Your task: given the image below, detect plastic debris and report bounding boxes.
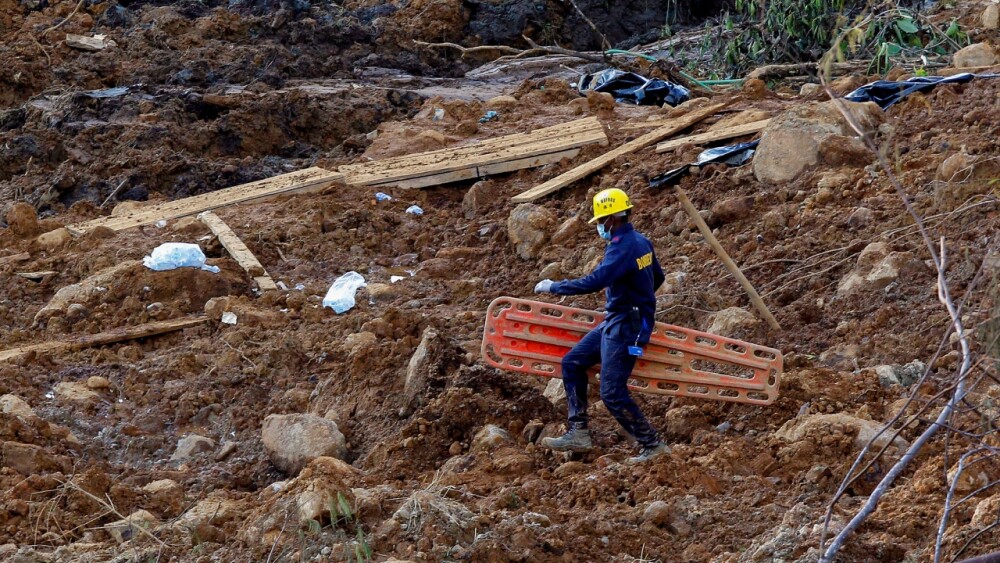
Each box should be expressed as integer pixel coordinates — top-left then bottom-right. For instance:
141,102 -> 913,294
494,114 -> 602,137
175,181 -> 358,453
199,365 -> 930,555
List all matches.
577,69 -> 690,107
390,275 -> 406,283
294,283 -> 305,291
406,205 -> 424,215
82,86 -> 129,99
433,108 -> 445,121
649,140 -> 759,189
276,281 -> 289,291
221,312 -> 238,325
142,243 -> 220,273
844,72 -> 998,109
375,192 -> 393,202
154,220 -> 167,228
479,110 -> 499,123
322,271 -> 367,314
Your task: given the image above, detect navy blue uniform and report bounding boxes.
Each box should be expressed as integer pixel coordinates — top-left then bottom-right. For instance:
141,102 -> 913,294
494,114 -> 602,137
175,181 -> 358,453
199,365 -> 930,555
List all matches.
551,223 -> 665,447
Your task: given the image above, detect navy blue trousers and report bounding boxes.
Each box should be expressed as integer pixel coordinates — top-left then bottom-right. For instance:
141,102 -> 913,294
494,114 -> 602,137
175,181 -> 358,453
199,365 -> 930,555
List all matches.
561,324 -> 660,448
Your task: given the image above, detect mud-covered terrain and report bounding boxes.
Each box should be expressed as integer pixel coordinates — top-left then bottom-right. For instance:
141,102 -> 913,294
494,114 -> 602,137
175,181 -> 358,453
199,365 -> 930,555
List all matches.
3,0 -> 1000,561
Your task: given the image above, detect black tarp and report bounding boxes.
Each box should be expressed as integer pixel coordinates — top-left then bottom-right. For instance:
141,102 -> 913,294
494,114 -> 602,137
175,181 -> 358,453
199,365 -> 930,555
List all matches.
577,69 -> 691,107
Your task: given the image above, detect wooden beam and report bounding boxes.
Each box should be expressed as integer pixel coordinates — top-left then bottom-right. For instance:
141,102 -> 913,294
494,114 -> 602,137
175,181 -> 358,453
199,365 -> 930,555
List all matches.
511,102 -> 729,203
0,253 -> 30,267
66,167 -> 344,235
674,187 -> 781,331
340,117 -> 607,188
366,148 -> 583,189
655,119 -> 770,153
199,212 -> 278,292
0,317 -> 208,364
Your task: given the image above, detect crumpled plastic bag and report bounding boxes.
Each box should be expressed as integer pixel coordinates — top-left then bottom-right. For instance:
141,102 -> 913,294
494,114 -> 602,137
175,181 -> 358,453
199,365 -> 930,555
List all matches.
844,72 -> 998,109
322,271 -> 367,314
577,69 -> 690,107
142,243 -> 220,273
649,140 -> 760,189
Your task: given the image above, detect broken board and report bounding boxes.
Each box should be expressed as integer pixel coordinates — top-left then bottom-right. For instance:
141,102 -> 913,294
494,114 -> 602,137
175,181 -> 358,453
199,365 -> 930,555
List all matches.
199,212 -> 278,292
66,167 -> 344,235
482,297 -> 782,405
655,119 -> 770,153
0,317 -> 208,364
510,102 -> 728,203
339,117 -> 607,188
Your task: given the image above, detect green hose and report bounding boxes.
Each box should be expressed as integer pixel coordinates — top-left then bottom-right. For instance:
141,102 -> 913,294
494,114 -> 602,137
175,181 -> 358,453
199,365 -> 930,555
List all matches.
603,49 -> 744,91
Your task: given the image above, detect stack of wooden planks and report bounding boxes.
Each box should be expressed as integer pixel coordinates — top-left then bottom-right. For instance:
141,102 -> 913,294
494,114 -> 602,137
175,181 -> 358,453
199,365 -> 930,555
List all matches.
66,167 -> 344,235
339,117 -> 608,189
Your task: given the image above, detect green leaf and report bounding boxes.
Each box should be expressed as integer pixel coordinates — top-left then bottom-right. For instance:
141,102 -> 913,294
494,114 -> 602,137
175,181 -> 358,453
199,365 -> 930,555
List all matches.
895,18 -> 919,34
946,20 -> 961,38
884,42 -> 903,56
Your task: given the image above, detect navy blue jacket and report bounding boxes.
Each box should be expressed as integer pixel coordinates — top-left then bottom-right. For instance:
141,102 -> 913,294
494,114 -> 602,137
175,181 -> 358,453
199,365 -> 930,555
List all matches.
551,223 -> 664,342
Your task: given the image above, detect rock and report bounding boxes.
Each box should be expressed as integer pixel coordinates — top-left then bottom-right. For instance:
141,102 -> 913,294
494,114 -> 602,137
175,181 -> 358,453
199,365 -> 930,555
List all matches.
0,395 -> 36,419
551,216 -> 584,245
65,303 -> 90,323
643,500 -> 671,527
776,412 -> 908,451
106,510 -> 158,543
837,243 -> 921,295
415,129 -> 447,148
553,461 -> 588,478
485,95 -> 518,109
657,272 -> 687,296
401,327 -> 444,416
174,495 -> 243,531
948,463 -> 989,494
542,378 -> 566,408
741,78 -> 770,100
262,414 -> 347,475
567,97 -> 588,115
818,343 -> 858,371
462,181 -> 490,219
297,480 -> 355,524
814,187 -> 834,205
952,42 -> 998,69
2,441 -> 67,474
472,424 -> 511,451
539,262 -> 561,279
366,283 -> 403,302
6,202 -> 40,238
972,494 -> 1000,527
705,307 -> 760,337
32,261 -> 135,327
875,360 -> 925,388
938,152 -> 971,181
86,376 -> 111,390
203,296 -> 232,320
817,172 -> 850,191
662,405 -> 710,442
521,420 -> 544,443
171,434 -> 216,460
142,479 -> 184,517
799,83 -> 821,96
874,365 -> 900,387
343,331 -> 377,356
984,4 -> 1000,30
507,204 -> 555,259
55,382 -> 101,404
143,479 -> 181,495
586,91 -> 615,114
710,196 -> 754,224
111,200 -> 144,217
805,465 -> 832,484
754,100 -> 883,184
846,207 -> 873,229
36,228 -> 72,251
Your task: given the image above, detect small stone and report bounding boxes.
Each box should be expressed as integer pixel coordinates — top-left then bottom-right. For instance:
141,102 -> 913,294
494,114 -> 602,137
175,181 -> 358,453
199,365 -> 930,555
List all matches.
551,216 -> 584,245
472,424 -> 511,451
710,196 -> 754,224
815,187 -> 834,205
952,42 -> 998,69
215,441 -> 238,461
105,510 -> 158,543
171,434 -> 216,460
542,378 -> 566,408
55,382 -> 101,404
86,376 -> 110,390
705,307 -> 760,337
805,465 -> 831,484
507,204 -> 555,260
462,181 -> 490,219
553,461 -> 588,478
262,414 -> 347,475
65,303 -> 89,323
643,500 -> 671,527
586,91 -> 615,114
36,228 -> 72,250
485,95 -> 518,109
143,479 -> 180,494
0,395 -> 36,419
846,207 -> 873,228
799,83 -> 821,96
449,442 -> 462,456
984,4 -> 1000,30
204,296 -> 232,320
938,152 -> 971,181
6,202 -> 40,238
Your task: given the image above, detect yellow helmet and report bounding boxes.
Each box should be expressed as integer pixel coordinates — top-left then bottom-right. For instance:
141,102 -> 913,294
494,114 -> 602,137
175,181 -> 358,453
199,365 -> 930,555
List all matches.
589,188 -> 633,223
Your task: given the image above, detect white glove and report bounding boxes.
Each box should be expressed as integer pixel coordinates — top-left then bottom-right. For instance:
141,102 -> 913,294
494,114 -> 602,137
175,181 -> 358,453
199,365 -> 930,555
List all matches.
534,279 -> 554,293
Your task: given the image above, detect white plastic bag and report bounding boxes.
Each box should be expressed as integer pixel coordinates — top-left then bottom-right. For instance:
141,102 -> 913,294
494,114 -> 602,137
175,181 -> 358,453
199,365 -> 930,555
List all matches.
322,271 -> 367,314
142,243 -> 220,273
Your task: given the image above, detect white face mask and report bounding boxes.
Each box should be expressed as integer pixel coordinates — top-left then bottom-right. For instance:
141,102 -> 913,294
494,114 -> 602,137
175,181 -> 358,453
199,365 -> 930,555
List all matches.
597,222 -> 612,240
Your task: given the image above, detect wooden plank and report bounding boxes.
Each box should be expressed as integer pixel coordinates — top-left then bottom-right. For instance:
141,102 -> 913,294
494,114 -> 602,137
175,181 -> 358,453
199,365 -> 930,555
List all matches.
367,148 -> 582,189
0,253 -> 30,267
655,119 -> 770,153
0,317 -> 207,363
66,167 -> 344,235
199,212 -> 278,292
341,123 -> 606,186
511,102 -> 729,203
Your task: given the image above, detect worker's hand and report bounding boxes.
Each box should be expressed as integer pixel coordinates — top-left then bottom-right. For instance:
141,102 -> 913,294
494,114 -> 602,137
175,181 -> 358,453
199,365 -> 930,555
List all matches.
534,279 -> 554,294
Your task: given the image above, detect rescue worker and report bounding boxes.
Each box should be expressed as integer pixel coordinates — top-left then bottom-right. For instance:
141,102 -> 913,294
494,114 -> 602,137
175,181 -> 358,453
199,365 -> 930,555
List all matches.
533,188 -> 669,464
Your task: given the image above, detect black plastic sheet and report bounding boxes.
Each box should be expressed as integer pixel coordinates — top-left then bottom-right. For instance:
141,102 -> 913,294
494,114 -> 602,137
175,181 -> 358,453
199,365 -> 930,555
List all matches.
844,73 -> 998,109
577,69 -> 690,107
649,141 -> 759,189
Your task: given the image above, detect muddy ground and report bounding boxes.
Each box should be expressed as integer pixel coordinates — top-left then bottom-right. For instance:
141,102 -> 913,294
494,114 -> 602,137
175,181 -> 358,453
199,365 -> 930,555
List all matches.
3,0 -> 1000,561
